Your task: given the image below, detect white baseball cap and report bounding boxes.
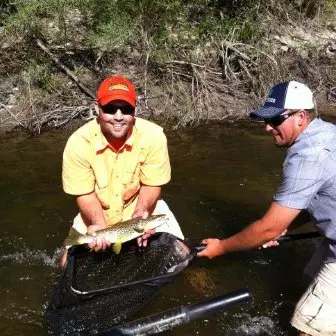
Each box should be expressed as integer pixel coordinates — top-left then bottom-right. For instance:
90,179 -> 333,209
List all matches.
250,81 -> 314,118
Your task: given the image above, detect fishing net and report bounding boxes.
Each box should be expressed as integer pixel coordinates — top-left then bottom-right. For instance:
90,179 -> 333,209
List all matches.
45,233 -> 195,336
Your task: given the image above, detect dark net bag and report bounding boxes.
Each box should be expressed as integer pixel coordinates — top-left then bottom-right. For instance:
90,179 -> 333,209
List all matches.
45,233 -> 195,336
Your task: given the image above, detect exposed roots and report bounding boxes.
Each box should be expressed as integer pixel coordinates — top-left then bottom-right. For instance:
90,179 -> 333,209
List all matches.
1,102 -> 94,134
1,23 -> 335,133
142,37 -> 335,127
137,40 -> 283,127
20,105 -> 94,134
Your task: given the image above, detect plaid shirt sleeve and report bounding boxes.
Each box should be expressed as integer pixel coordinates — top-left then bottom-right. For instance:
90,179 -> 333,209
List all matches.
274,153 -> 325,209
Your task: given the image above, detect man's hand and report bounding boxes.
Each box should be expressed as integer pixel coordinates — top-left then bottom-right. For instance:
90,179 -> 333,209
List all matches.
132,208 -> 149,220
133,209 -> 156,247
87,224 -> 112,252
59,248 -> 68,268
197,238 -> 225,259
259,229 -> 287,249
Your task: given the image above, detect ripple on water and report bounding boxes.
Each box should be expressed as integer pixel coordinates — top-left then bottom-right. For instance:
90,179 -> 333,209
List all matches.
0,237 -> 62,268
250,256 -> 272,265
219,312 -> 285,336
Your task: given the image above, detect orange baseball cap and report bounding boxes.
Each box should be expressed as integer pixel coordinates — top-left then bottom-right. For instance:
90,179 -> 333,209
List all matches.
96,76 -> 136,107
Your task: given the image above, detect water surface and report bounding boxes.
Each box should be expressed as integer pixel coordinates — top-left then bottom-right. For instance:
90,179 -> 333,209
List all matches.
0,121 -> 319,335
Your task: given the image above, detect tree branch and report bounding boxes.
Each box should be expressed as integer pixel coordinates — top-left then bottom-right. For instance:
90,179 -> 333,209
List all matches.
36,39 -> 95,99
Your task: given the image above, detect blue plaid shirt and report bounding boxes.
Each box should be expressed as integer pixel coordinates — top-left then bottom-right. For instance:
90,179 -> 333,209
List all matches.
274,118 -> 336,262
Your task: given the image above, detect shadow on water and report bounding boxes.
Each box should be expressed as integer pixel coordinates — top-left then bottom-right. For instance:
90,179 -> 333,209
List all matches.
0,121 -> 320,335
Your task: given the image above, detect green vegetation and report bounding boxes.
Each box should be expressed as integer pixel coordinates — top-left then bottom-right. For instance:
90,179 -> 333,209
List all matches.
0,0 -> 335,131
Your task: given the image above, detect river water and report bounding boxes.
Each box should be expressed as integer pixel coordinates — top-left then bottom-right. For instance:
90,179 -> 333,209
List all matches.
0,121 -> 320,335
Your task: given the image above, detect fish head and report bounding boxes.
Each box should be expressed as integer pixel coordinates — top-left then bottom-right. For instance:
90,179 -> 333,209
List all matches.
133,222 -> 146,233
136,214 -> 168,232
132,214 -> 168,233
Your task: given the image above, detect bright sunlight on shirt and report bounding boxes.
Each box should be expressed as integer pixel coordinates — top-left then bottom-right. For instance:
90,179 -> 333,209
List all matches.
62,117 -> 171,225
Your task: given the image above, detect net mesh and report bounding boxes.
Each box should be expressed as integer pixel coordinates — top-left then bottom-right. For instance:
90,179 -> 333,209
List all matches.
45,233 -> 192,336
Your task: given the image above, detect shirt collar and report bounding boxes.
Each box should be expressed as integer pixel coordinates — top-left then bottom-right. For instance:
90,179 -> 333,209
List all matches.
94,118 -> 137,153
288,118 -> 334,156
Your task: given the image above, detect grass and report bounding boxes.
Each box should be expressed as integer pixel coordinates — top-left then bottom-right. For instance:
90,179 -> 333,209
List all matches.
1,0 -> 335,131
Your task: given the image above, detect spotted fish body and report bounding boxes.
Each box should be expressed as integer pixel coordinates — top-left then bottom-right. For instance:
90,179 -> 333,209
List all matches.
64,214 -> 168,250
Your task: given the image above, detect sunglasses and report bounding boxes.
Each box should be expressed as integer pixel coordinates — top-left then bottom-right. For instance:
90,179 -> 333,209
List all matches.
100,104 -> 135,115
264,111 -> 298,128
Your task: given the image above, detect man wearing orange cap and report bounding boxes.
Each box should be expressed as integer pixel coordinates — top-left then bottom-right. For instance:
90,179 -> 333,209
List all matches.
60,75 -> 183,266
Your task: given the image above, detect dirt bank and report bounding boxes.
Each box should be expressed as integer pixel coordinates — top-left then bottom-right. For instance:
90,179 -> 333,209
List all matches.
0,7 -> 335,134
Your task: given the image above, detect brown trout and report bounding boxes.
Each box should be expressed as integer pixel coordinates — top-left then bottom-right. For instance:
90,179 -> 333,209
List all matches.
64,214 -> 168,253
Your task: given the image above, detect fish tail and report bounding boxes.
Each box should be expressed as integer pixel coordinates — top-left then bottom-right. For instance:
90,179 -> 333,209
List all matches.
63,228 -> 86,248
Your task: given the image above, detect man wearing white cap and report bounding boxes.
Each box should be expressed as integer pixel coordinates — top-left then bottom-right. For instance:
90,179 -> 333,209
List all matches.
199,81 -> 336,336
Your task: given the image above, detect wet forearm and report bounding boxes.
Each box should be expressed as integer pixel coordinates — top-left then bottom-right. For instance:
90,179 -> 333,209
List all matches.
76,192 -> 106,227
199,202 -> 300,259
134,185 -> 161,214
220,218 -> 281,253
220,202 -> 300,254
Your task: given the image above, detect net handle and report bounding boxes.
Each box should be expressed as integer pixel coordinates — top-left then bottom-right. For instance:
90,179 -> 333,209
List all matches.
189,244 -> 206,253
101,288 -> 252,335
277,231 -> 321,242
187,232 -> 321,251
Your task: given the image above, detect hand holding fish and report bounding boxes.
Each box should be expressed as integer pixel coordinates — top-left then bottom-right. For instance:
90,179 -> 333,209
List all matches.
133,208 -> 156,247
87,224 -> 112,252
63,215 -> 168,253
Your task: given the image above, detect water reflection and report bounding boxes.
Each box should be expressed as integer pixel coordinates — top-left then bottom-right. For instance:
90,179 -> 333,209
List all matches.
0,122 -> 318,335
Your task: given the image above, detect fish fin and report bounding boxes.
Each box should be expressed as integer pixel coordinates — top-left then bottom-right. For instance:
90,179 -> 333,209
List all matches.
144,223 -> 152,231
63,228 -> 85,248
112,241 -> 122,254
133,226 -> 145,233
136,223 -> 153,233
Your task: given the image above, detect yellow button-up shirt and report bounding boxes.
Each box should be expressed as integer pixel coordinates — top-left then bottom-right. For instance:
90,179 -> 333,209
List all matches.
62,117 -> 171,225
